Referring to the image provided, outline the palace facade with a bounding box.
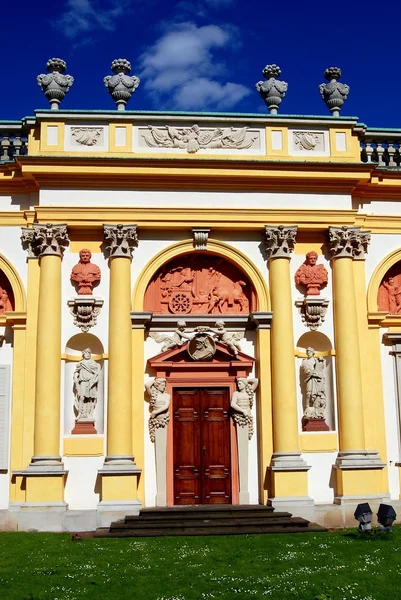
[1,95,401,530]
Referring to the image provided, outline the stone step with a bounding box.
[110,516,310,531]
[124,508,287,523]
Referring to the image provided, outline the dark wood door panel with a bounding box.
[173,387,231,505]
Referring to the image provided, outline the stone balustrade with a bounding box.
[0,122,28,162]
[360,129,401,167]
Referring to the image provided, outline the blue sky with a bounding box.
[2,0,401,127]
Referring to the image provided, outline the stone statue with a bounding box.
[294,251,328,296]
[319,67,349,116]
[70,249,101,295]
[149,320,194,352]
[231,377,259,440]
[301,348,327,421]
[145,378,171,442]
[187,331,216,361]
[104,59,140,110]
[73,348,100,422]
[213,320,243,355]
[37,58,74,110]
[255,64,288,114]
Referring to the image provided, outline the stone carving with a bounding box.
[141,124,258,154]
[71,127,102,146]
[295,298,329,331]
[213,320,243,355]
[37,58,74,110]
[21,223,69,257]
[319,67,349,117]
[145,255,254,315]
[378,272,401,313]
[149,320,194,352]
[145,378,170,442]
[301,348,329,431]
[187,330,216,361]
[103,224,138,258]
[255,64,288,114]
[328,226,371,259]
[72,348,100,434]
[231,377,259,439]
[104,59,140,110]
[263,225,297,259]
[293,131,325,152]
[68,297,103,332]
[70,249,101,295]
[192,228,210,251]
[295,251,328,296]
[0,288,12,314]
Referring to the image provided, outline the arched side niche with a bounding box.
[296,332,336,431]
[0,253,26,313]
[144,251,257,315]
[64,334,105,435]
[133,239,270,312]
[367,248,401,315]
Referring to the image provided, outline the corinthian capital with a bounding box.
[21,223,69,258]
[328,226,371,259]
[103,224,138,258]
[263,225,297,259]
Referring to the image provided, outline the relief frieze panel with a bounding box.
[144,255,256,315]
[378,262,401,313]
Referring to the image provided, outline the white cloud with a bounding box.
[138,23,250,111]
[55,0,129,38]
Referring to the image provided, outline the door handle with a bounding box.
[203,446,206,456]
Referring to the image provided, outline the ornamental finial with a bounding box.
[255,64,288,114]
[37,58,74,110]
[104,59,140,110]
[319,67,350,117]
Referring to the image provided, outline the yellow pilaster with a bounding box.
[8,321,26,502]
[330,226,385,502]
[132,328,145,506]
[264,226,310,502]
[107,257,133,457]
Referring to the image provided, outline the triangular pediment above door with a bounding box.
[147,341,254,371]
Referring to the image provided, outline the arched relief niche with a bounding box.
[296,332,336,431]
[378,260,401,314]
[63,333,105,435]
[144,252,257,315]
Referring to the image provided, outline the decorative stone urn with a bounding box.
[319,67,349,116]
[37,58,74,109]
[255,64,288,114]
[104,59,140,110]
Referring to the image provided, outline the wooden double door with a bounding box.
[173,387,231,505]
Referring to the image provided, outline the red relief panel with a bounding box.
[378,262,401,313]
[144,253,256,315]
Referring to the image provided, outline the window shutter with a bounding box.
[0,365,11,470]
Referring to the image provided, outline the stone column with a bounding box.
[19,224,69,504]
[263,226,311,509]
[98,224,141,525]
[329,226,385,503]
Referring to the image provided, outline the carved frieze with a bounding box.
[378,265,401,313]
[293,131,325,152]
[103,224,138,258]
[21,223,69,257]
[144,255,255,315]
[137,124,260,154]
[263,225,297,259]
[328,226,371,259]
[71,127,103,146]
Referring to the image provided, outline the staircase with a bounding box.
[95,504,327,538]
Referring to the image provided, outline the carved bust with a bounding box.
[295,251,328,296]
[70,249,101,295]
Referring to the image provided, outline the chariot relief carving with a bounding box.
[144,255,256,315]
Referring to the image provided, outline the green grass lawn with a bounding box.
[0,528,400,600]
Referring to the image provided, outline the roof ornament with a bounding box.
[255,64,288,114]
[37,58,74,110]
[104,59,140,110]
[319,67,349,117]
